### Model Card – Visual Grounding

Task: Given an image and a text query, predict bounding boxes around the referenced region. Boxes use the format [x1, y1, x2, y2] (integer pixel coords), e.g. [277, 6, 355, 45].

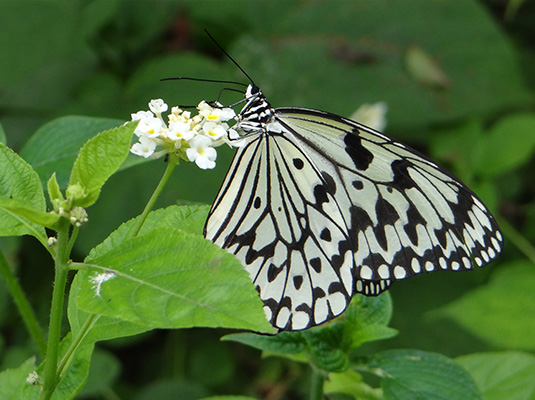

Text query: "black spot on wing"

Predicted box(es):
[293, 275, 304, 290]
[353, 180, 364, 190]
[267, 263, 283, 282]
[321, 171, 337, 195]
[391, 159, 416, 189]
[313, 184, 329, 205]
[310, 257, 322, 273]
[320, 228, 332, 242]
[254, 196, 262, 209]
[344, 130, 374, 170]
[293, 158, 304, 170]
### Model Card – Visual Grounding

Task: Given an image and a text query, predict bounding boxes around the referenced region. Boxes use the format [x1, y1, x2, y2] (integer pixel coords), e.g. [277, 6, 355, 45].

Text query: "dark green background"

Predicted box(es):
[1, 1, 534, 399]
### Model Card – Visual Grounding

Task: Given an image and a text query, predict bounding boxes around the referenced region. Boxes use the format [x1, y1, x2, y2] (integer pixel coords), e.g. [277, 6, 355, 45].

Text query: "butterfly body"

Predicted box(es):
[204, 85, 503, 331]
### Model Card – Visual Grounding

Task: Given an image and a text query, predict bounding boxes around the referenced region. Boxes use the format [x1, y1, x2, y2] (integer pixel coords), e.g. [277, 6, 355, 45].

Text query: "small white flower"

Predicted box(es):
[135, 116, 163, 138]
[168, 121, 195, 142]
[131, 135, 157, 158]
[198, 101, 236, 122]
[202, 121, 227, 140]
[89, 271, 116, 296]
[186, 136, 217, 169]
[149, 99, 168, 114]
[131, 110, 154, 122]
[350, 102, 388, 131]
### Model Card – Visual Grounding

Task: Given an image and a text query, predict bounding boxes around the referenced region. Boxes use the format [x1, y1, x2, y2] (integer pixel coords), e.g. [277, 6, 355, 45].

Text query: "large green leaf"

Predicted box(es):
[68, 205, 211, 344]
[74, 228, 274, 332]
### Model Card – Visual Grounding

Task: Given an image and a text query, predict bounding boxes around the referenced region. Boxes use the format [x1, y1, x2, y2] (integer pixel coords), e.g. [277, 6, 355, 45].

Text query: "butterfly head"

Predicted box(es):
[235, 84, 275, 134]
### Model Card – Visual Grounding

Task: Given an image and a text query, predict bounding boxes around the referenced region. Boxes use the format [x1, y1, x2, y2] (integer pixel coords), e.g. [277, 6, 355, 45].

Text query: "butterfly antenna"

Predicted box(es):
[204, 29, 256, 86]
[160, 77, 247, 87]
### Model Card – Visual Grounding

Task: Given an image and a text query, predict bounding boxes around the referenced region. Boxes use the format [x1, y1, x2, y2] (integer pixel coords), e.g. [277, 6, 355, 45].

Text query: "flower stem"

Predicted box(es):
[0, 249, 46, 356]
[128, 160, 177, 238]
[40, 220, 71, 400]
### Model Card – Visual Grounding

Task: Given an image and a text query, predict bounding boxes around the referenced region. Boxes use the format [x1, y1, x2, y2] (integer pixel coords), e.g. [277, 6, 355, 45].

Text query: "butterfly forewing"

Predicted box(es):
[275, 109, 503, 282]
[204, 85, 503, 331]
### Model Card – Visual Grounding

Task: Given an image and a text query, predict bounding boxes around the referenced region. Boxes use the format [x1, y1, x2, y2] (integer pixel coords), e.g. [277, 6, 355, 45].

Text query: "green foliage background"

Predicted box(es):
[0, 0, 534, 399]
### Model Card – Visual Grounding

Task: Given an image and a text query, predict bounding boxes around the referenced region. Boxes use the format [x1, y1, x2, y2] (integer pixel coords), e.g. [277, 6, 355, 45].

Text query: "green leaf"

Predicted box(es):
[20, 116, 125, 188]
[438, 261, 535, 350]
[224, 293, 396, 372]
[0, 357, 40, 399]
[303, 327, 350, 373]
[343, 293, 397, 349]
[369, 349, 482, 400]
[74, 228, 274, 332]
[0, 198, 60, 229]
[67, 205, 210, 344]
[476, 113, 535, 177]
[0, 143, 47, 241]
[47, 172, 64, 208]
[68, 121, 135, 207]
[4, 337, 95, 400]
[88, 205, 210, 261]
[48, 340, 94, 400]
[456, 352, 535, 400]
[325, 369, 382, 400]
[222, 331, 307, 355]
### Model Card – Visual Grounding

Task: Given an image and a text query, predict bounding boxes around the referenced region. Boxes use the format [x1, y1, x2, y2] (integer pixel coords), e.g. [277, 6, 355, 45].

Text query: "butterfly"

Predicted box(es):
[203, 83, 503, 331]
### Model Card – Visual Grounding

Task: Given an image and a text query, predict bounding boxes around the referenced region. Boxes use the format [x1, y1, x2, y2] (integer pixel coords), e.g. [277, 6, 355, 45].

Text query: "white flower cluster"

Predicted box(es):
[130, 99, 244, 169]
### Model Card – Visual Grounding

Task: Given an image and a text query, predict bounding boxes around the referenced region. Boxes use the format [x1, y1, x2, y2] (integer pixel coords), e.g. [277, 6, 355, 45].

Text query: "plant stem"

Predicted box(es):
[57, 314, 99, 379]
[0, 249, 47, 356]
[40, 221, 70, 400]
[128, 160, 177, 238]
[309, 367, 325, 400]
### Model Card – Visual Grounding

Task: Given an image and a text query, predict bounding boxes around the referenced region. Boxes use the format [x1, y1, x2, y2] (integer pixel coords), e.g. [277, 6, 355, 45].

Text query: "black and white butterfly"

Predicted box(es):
[203, 82, 503, 331]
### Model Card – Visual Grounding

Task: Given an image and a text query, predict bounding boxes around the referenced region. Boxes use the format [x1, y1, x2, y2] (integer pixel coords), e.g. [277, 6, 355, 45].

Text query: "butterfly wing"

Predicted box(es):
[205, 131, 356, 330]
[205, 104, 503, 331]
[275, 108, 503, 291]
